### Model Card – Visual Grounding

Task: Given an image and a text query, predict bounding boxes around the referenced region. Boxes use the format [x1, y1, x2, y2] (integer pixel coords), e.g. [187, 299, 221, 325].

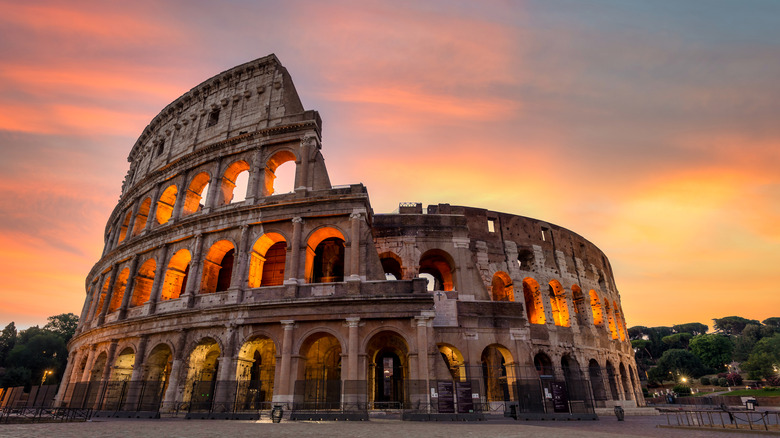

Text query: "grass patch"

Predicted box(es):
[722, 389, 780, 397]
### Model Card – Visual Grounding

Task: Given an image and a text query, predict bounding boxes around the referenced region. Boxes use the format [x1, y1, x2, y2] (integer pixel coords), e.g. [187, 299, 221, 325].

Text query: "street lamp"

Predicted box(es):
[40, 370, 52, 386]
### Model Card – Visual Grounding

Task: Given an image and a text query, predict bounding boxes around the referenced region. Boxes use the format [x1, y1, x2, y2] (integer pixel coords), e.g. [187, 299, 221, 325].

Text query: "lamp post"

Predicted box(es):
[40, 370, 52, 386]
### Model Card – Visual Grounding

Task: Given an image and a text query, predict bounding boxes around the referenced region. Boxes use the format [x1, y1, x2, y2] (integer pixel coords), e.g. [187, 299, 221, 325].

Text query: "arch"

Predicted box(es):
[108, 267, 130, 313]
[305, 227, 346, 283]
[200, 240, 236, 294]
[182, 172, 211, 216]
[130, 258, 156, 307]
[183, 338, 221, 407]
[482, 344, 515, 402]
[248, 233, 286, 288]
[93, 276, 111, 321]
[491, 271, 514, 302]
[264, 150, 297, 196]
[298, 332, 342, 409]
[161, 249, 190, 300]
[89, 352, 108, 381]
[605, 361, 619, 400]
[117, 210, 132, 244]
[628, 364, 640, 403]
[111, 347, 135, 381]
[613, 301, 626, 341]
[548, 280, 570, 327]
[562, 355, 588, 402]
[220, 160, 251, 204]
[418, 249, 456, 291]
[437, 344, 465, 381]
[589, 290, 604, 327]
[235, 336, 276, 409]
[156, 185, 178, 225]
[366, 330, 409, 408]
[619, 362, 632, 400]
[142, 343, 173, 407]
[571, 285, 587, 326]
[533, 352, 554, 377]
[379, 252, 403, 280]
[604, 300, 618, 339]
[588, 359, 607, 403]
[132, 198, 151, 236]
[522, 278, 546, 324]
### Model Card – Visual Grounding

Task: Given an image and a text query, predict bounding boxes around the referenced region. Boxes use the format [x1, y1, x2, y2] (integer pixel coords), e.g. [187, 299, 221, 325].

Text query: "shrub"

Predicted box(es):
[718, 377, 728, 387]
[642, 387, 650, 398]
[726, 372, 743, 386]
[717, 372, 728, 379]
[767, 376, 780, 387]
[673, 384, 692, 395]
[700, 377, 711, 385]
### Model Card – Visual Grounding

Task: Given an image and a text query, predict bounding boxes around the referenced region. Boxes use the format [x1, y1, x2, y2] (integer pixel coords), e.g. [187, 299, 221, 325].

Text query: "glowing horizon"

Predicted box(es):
[1, 0, 778, 329]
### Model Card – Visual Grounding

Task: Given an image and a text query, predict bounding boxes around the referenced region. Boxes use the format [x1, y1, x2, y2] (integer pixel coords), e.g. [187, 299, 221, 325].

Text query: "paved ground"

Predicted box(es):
[0, 416, 765, 438]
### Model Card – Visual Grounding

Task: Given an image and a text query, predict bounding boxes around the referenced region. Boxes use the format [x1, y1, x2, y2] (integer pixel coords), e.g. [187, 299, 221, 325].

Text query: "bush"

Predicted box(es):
[700, 377, 711, 385]
[673, 384, 692, 395]
[767, 376, 780, 386]
[718, 377, 728, 387]
[726, 372, 743, 386]
[717, 372, 728, 379]
[642, 387, 650, 397]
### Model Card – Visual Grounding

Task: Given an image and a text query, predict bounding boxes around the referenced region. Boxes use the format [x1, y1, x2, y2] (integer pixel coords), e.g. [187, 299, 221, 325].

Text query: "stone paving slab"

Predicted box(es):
[0, 416, 756, 438]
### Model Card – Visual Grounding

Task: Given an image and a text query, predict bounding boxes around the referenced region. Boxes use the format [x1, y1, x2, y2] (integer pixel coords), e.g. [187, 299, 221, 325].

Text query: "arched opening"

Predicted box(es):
[437, 344, 465, 381]
[201, 240, 236, 294]
[183, 338, 220, 409]
[247, 233, 286, 288]
[297, 333, 342, 409]
[220, 160, 251, 204]
[548, 280, 570, 327]
[117, 210, 132, 244]
[533, 352, 554, 378]
[605, 361, 619, 400]
[142, 344, 173, 410]
[482, 345, 515, 402]
[236, 336, 276, 410]
[379, 252, 403, 280]
[111, 347, 135, 381]
[132, 198, 151, 236]
[604, 301, 618, 339]
[89, 352, 108, 381]
[588, 359, 607, 404]
[562, 355, 587, 404]
[571, 285, 587, 326]
[156, 185, 177, 225]
[305, 227, 346, 283]
[613, 301, 626, 341]
[628, 365, 640, 403]
[517, 247, 534, 270]
[491, 271, 514, 301]
[93, 276, 111, 321]
[367, 331, 408, 409]
[264, 150, 297, 196]
[130, 258, 156, 307]
[418, 249, 455, 291]
[161, 249, 190, 300]
[182, 172, 210, 216]
[522, 278, 546, 324]
[108, 268, 130, 313]
[619, 362, 632, 400]
[589, 290, 604, 327]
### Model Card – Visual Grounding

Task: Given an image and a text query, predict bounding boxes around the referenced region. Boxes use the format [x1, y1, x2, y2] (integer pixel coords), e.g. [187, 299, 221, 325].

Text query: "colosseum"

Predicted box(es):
[56, 54, 643, 420]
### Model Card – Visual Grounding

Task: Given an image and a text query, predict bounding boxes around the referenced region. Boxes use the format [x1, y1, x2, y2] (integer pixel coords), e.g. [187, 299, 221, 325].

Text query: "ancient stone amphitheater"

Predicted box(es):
[56, 55, 643, 419]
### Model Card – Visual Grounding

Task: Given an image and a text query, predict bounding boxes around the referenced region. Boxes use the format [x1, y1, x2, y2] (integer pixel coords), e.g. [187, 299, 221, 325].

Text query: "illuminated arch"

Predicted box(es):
[613, 301, 626, 341]
[182, 172, 210, 216]
[111, 347, 135, 381]
[182, 338, 221, 406]
[161, 249, 190, 300]
[589, 290, 604, 327]
[522, 277, 546, 324]
[491, 271, 514, 301]
[235, 336, 276, 408]
[108, 267, 130, 313]
[201, 240, 236, 293]
[117, 210, 132, 244]
[418, 249, 455, 291]
[548, 280, 570, 327]
[132, 198, 151, 236]
[156, 185, 177, 225]
[482, 344, 516, 402]
[129, 258, 156, 307]
[304, 227, 346, 283]
[264, 150, 297, 196]
[366, 330, 409, 408]
[248, 232, 287, 288]
[142, 343, 173, 401]
[298, 332, 342, 409]
[437, 344, 465, 380]
[604, 300, 618, 339]
[220, 160, 250, 204]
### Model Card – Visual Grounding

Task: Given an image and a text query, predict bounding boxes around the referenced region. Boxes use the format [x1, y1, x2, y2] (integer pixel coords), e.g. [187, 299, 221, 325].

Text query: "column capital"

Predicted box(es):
[281, 319, 295, 329]
[291, 217, 303, 224]
[345, 317, 360, 328]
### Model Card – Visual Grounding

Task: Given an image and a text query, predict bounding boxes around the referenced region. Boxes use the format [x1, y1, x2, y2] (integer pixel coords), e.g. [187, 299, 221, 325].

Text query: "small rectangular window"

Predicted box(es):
[488, 218, 496, 233]
[541, 228, 548, 241]
[207, 109, 220, 127]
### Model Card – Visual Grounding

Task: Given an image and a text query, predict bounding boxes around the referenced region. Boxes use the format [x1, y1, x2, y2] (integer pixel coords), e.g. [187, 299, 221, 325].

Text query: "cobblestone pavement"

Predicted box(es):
[0, 416, 761, 438]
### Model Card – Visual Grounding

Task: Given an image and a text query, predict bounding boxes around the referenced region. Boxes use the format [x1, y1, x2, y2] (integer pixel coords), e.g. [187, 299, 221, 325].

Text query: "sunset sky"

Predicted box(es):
[1, 0, 778, 330]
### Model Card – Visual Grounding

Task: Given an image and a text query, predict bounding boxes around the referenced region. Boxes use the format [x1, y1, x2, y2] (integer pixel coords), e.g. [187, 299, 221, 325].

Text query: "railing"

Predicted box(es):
[661, 409, 780, 432]
[0, 407, 91, 423]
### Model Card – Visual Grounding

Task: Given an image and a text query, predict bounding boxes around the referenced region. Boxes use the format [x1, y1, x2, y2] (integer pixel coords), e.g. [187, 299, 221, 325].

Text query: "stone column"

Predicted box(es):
[77, 284, 95, 332]
[53, 349, 78, 407]
[229, 225, 250, 301]
[146, 244, 169, 315]
[125, 198, 141, 241]
[170, 172, 190, 222]
[214, 326, 238, 406]
[86, 273, 105, 323]
[144, 184, 162, 233]
[161, 330, 188, 411]
[123, 335, 149, 410]
[296, 135, 312, 192]
[275, 320, 295, 404]
[245, 148, 263, 202]
[97, 264, 119, 325]
[348, 211, 362, 280]
[118, 255, 140, 320]
[285, 217, 303, 284]
[346, 318, 360, 381]
[101, 340, 119, 382]
[80, 345, 97, 382]
[415, 313, 433, 408]
[184, 234, 204, 307]
[205, 158, 224, 209]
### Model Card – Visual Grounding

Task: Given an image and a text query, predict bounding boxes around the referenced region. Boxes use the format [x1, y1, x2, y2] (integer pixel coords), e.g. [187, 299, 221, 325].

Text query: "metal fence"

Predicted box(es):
[662, 409, 780, 432]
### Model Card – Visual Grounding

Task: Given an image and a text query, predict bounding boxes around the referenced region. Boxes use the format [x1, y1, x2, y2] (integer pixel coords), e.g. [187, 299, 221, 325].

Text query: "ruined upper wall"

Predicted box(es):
[121, 54, 313, 196]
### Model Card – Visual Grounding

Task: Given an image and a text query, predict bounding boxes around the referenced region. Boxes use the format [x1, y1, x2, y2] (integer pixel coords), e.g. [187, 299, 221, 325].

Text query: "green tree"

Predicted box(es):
[741, 334, 780, 379]
[689, 334, 733, 372]
[713, 316, 761, 336]
[0, 322, 17, 367]
[43, 313, 78, 343]
[4, 332, 67, 388]
[662, 333, 693, 350]
[762, 317, 780, 331]
[648, 349, 707, 383]
[672, 322, 708, 336]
